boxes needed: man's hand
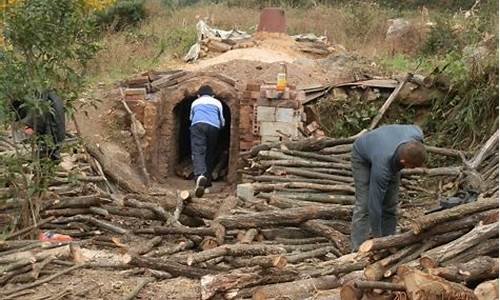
[24,127,34,135]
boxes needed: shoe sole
[195,176,208,197]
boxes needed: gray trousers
[350,149,400,251]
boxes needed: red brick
[246,82,261,92]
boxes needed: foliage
[423,51,498,148]
[313,90,379,137]
[0,0,99,229]
[94,0,147,31]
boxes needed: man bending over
[351,124,426,251]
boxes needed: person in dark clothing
[350,124,426,251]
[12,91,66,161]
[190,85,225,197]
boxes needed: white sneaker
[195,175,208,197]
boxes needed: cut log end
[272,256,288,269]
[179,190,192,202]
[419,256,438,269]
[359,240,374,253]
[340,283,363,300]
[200,237,219,251]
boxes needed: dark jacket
[13,91,65,145]
[352,124,424,235]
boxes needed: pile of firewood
[0,128,497,299]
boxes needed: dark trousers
[190,123,219,181]
[350,149,400,251]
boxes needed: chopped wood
[124,197,171,223]
[216,205,352,229]
[474,279,499,300]
[443,238,498,266]
[410,197,498,234]
[187,244,286,266]
[467,129,499,169]
[0,264,85,297]
[5,216,55,240]
[123,254,213,278]
[398,267,477,300]
[301,220,350,254]
[228,255,287,269]
[359,209,498,252]
[354,280,406,291]
[239,228,258,244]
[420,222,498,268]
[429,256,499,283]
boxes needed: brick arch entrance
[151,76,240,183]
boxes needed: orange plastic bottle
[276,63,288,92]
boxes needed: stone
[276,108,295,123]
[256,106,276,122]
[100,142,131,164]
[237,183,255,201]
[260,121,298,137]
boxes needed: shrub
[94,0,146,31]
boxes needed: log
[123,254,213,278]
[474,279,498,300]
[364,243,421,281]
[239,228,258,244]
[301,220,350,254]
[401,166,463,176]
[84,142,145,193]
[340,282,363,300]
[43,194,103,210]
[214,196,237,219]
[0,264,85,297]
[5,216,55,240]
[369,73,410,130]
[44,208,92,217]
[187,244,286,266]
[309,257,369,277]
[9,255,55,284]
[260,192,355,205]
[250,182,354,194]
[273,237,329,245]
[354,280,406,291]
[246,175,348,186]
[144,240,194,257]
[128,236,162,256]
[124,198,171,223]
[216,205,353,229]
[65,215,128,234]
[398,267,477,300]
[257,159,352,170]
[202,267,299,300]
[252,275,340,300]
[120,96,150,186]
[319,144,352,155]
[443,238,498,266]
[429,256,499,283]
[410,197,498,234]
[228,255,287,269]
[285,246,337,264]
[260,227,314,240]
[267,166,353,184]
[135,225,215,236]
[280,149,350,164]
[420,222,499,268]
[467,129,499,169]
[244,137,355,157]
[359,209,498,252]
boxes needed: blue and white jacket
[190,95,225,129]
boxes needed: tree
[0,0,100,232]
